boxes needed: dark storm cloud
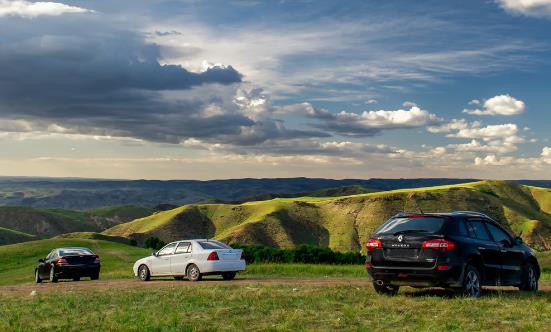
[0,14,256,144]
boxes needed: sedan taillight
[207,251,219,261]
[56,257,68,266]
[421,239,455,252]
[240,251,245,260]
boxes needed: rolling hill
[0,205,154,245]
[104,181,551,252]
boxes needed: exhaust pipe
[375,280,384,286]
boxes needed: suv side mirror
[38,258,44,263]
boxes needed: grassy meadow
[2,283,551,331]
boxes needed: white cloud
[402,101,417,107]
[450,123,519,140]
[448,139,518,154]
[463,94,525,116]
[543,147,551,164]
[496,0,551,17]
[333,106,440,129]
[427,119,472,133]
[0,0,93,18]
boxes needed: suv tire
[461,265,481,298]
[373,281,399,296]
[519,263,538,292]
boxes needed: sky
[0,0,551,180]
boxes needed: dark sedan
[35,247,101,283]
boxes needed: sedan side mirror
[152,251,158,257]
[38,258,45,263]
[514,236,524,244]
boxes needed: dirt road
[2,277,550,295]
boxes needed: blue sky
[0,0,550,179]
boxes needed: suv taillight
[94,256,100,264]
[366,239,382,252]
[207,251,219,261]
[56,257,68,265]
[421,239,455,252]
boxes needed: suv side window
[447,219,469,237]
[466,219,492,241]
[485,222,512,246]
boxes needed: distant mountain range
[1,176,550,210]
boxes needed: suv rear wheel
[519,263,538,292]
[461,265,481,298]
[373,281,399,295]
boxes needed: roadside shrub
[128,239,138,247]
[231,244,365,265]
[144,237,165,250]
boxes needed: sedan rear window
[375,216,447,235]
[198,241,231,249]
[59,248,94,256]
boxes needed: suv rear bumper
[366,264,463,288]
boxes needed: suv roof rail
[392,212,427,218]
[452,211,491,218]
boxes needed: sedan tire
[519,263,538,292]
[35,269,42,284]
[187,264,202,282]
[138,264,150,281]
[222,272,236,280]
[49,266,58,283]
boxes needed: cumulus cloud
[496,0,551,17]
[0,0,93,18]
[450,123,519,140]
[543,147,551,164]
[307,106,441,137]
[463,94,525,116]
[427,119,471,133]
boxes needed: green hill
[104,180,551,252]
[0,205,154,245]
[0,238,150,285]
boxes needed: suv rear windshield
[198,241,232,250]
[374,216,447,235]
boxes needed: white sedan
[133,239,246,281]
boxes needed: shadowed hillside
[0,205,154,245]
[104,181,551,252]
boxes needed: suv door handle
[500,249,507,253]
[478,247,486,250]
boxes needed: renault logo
[397,235,404,242]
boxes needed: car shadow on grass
[402,287,551,300]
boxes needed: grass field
[2,283,551,331]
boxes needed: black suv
[365,211,540,297]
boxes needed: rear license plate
[385,249,418,258]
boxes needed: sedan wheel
[462,265,481,298]
[519,263,538,291]
[138,265,150,281]
[187,264,202,282]
[49,266,58,283]
[35,270,42,284]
